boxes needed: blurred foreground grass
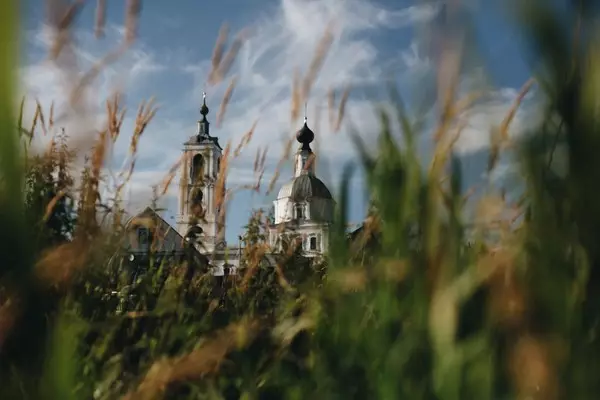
[2,0,600,399]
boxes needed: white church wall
[273,198,295,224]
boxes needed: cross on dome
[200,91,209,120]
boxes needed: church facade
[125,94,335,276]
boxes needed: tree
[24,130,76,252]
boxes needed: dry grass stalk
[94,0,106,39]
[333,85,351,132]
[30,104,41,142]
[48,101,55,130]
[233,120,258,158]
[122,319,260,400]
[69,43,131,108]
[273,238,301,291]
[114,98,158,200]
[303,152,316,173]
[91,130,108,185]
[329,268,368,292]
[208,25,248,86]
[46,0,85,60]
[217,76,237,128]
[35,99,49,136]
[312,102,322,170]
[159,153,188,196]
[291,68,302,123]
[508,335,558,400]
[125,0,142,45]
[251,146,268,192]
[487,78,534,173]
[500,78,534,143]
[267,136,295,195]
[107,93,127,143]
[349,213,380,259]
[240,242,270,289]
[435,29,464,128]
[35,238,91,289]
[215,143,231,223]
[210,24,229,78]
[179,152,192,214]
[43,189,67,222]
[129,216,156,231]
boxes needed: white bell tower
[176,92,224,253]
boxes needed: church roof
[183,92,223,150]
[184,134,222,149]
[277,174,333,201]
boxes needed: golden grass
[121,319,261,400]
[9,1,550,398]
[216,76,237,128]
[488,78,535,172]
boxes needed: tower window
[191,154,204,182]
[138,228,150,251]
[310,236,317,251]
[295,204,304,220]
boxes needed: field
[2,1,600,399]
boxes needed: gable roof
[124,206,209,263]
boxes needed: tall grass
[3,0,600,399]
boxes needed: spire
[304,101,307,123]
[197,91,210,138]
[294,107,316,177]
[200,91,209,121]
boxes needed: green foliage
[24,131,77,251]
[6,1,600,399]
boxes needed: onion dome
[296,117,314,151]
[277,174,333,202]
[200,92,209,121]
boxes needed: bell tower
[176,92,224,253]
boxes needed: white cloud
[453,86,541,155]
[21,0,540,238]
[177,0,440,171]
[20,22,167,152]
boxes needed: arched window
[295,204,304,220]
[216,156,221,176]
[309,236,317,251]
[191,154,204,182]
[138,227,150,251]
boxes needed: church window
[310,236,317,251]
[191,154,204,182]
[295,204,304,220]
[138,227,150,251]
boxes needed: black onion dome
[200,97,209,119]
[290,174,332,201]
[296,121,314,150]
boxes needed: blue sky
[20,0,536,243]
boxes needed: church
[124,93,336,276]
